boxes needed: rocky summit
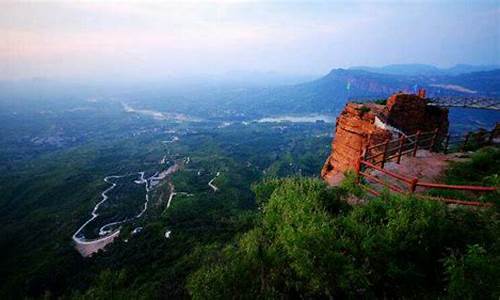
[322,90,448,185]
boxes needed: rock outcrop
[381,91,448,137]
[322,91,448,185]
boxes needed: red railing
[363,129,440,167]
[355,128,498,207]
[443,126,499,153]
[356,160,496,207]
[363,126,499,167]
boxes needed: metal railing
[363,129,440,168]
[443,126,499,153]
[355,128,498,207]
[356,160,495,207]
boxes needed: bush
[444,244,500,299]
[438,146,500,205]
[188,178,499,299]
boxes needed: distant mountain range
[214,67,500,116]
[350,64,500,76]
[2,64,499,118]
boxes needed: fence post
[444,134,450,154]
[354,155,361,183]
[461,132,470,152]
[412,130,421,157]
[364,134,371,160]
[396,135,405,164]
[381,139,389,169]
[409,178,418,194]
[429,128,439,151]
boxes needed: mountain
[210,68,500,116]
[3,67,498,120]
[350,64,500,76]
[351,64,442,76]
[444,64,500,75]
[1,65,499,299]
[445,69,500,96]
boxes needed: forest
[0,79,499,299]
[188,148,500,299]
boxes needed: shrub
[188,178,499,298]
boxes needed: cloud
[0,0,498,80]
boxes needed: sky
[1,0,499,81]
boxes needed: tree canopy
[188,178,500,299]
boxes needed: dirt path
[368,150,465,192]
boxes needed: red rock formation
[321,103,391,184]
[382,92,448,136]
[322,91,448,185]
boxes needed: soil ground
[367,150,468,192]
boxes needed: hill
[188,165,500,299]
[2,67,498,119]
[350,64,500,76]
[209,68,500,116]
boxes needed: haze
[1,0,499,81]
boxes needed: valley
[1,0,499,297]
[0,67,498,299]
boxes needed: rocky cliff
[321,91,448,185]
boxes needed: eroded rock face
[322,91,448,185]
[382,92,449,136]
[321,103,391,181]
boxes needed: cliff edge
[322,90,449,185]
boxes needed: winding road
[208,172,220,192]
[73,161,183,256]
[72,175,124,256]
[72,172,151,256]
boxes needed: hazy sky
[1,0,498,80]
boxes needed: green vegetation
[427,146,500,204]
[188,178,499,299]
[373,98,388,105]
[1,91,499,299]
[462,129,496,152]
[356,105,371,117]
[0,106,332,299]
[444,147,499,186]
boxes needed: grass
[427,146,499,205]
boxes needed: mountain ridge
[350,63,500,76]
[217,68,500,116]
